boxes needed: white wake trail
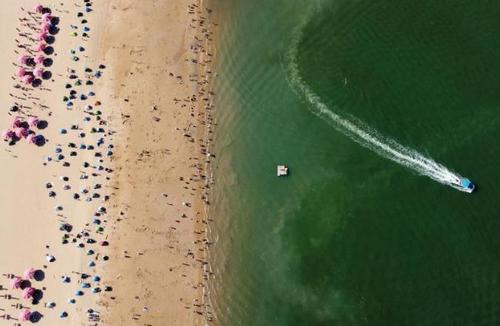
[285,13,464,189]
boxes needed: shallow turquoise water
[209,1,500,325]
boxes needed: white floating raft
[277,165,288,177]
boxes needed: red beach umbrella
[33,67,44,78]
[19,309,32,321]
[23,268,37,280]
[16,67,27,77]
[22,287,35,299]
[10,277,22,289]
[18,55,30,65]
[34,54,45,64]
[34,4,44,13]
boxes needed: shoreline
[0,0,218,325]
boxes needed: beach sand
[0,0,216,324]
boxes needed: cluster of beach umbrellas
[9,267,42,321]
[16,5,58,86]
[2,116,44,145]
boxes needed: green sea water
[209,0,500,325]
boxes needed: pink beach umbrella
[33,67,44,78]
[14,127,29,139]
[38,32,48,41]
[11,117,23,129]
[26,133,37,144]
[40,22,51,34]
[34,4,44,13]
[23,268,37,280]
[19,309,32,322]
[36,42,46,52]
[22,74,34,85]
[22,287,35,299]
[42,13,52,23]
[34,54,45,64]
[16,67,27,77]
[2,130,14,140]
[18,55,30,65]
[40,25,49,34]
[10,277,22,289]
[28,117,40,128]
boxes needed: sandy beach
[0,0,216,324]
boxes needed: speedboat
[451,177,475,193]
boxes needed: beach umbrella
[22,287,35,299]
[2,130,14,140]
[36,42,46,52]
[10,277,22,289]
[34,135,45,145]
[18,55,30,65]
[23,268,37,279]
[11,117,23,128]
[33,67,44,78]
[40,24,50,34]
[14,127,29,139]
[99,240,109,246]
[22,74,34,85]
[16,67,27,77]
[34,4,44,13]
[38,32,48,41]
[27,117,40,128]
[34,55,45,64]
[59,311,68,318]
[75,290,84,296]
[42,13,52,22]
[19,309,31,321]
[26,134,37,144]
[92,276,100,282]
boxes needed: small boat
[451,177,475,193]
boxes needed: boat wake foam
[285,11,464,190]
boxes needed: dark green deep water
[209,1,500,325]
